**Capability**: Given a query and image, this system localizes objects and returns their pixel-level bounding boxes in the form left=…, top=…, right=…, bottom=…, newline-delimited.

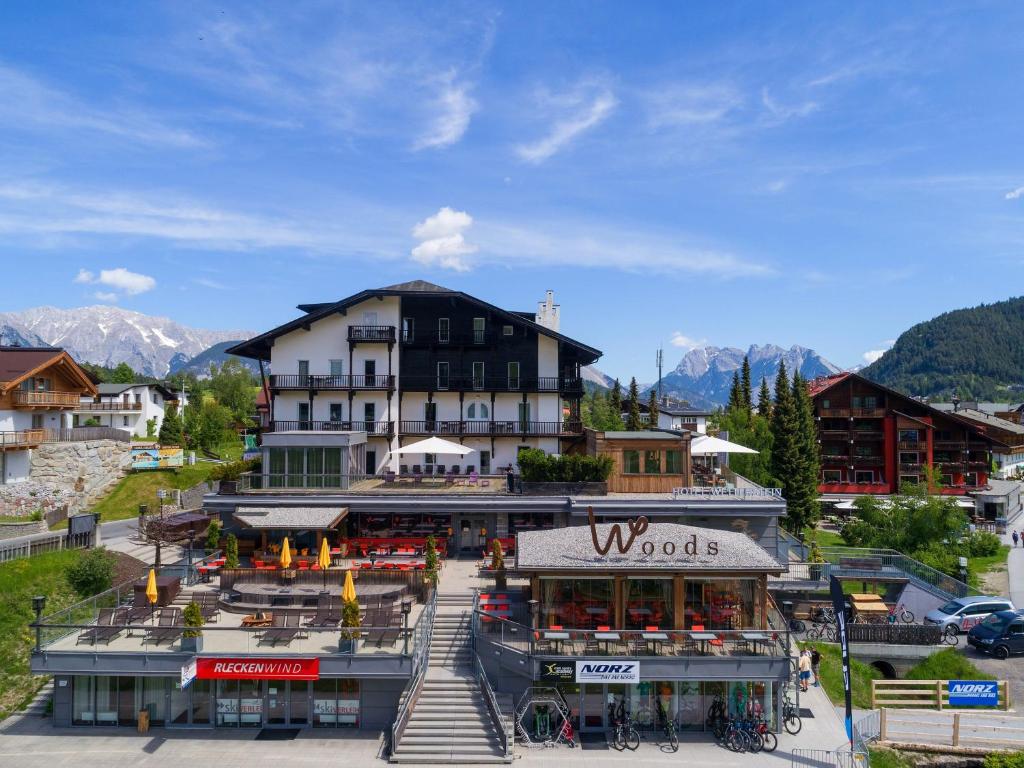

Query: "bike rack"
left=514, top=686, right=573, bottom=748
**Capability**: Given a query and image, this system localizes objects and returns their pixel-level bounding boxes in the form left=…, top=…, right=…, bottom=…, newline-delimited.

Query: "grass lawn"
left=968, top=544, right=1010, bottom=589
left=799, top=641, right=882, bottom=709
left=88, top=462, right=215, bottom=524
left=867, top=747, right=914, bottom=768
left=904, top=648, right=993, bottom=681
left=0, top=550, right=84, bottom=720
left=803, top=525, right=845, bottom=547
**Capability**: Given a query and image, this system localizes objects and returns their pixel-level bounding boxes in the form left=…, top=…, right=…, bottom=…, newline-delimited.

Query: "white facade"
left=74, top=384, right=185, bottom=438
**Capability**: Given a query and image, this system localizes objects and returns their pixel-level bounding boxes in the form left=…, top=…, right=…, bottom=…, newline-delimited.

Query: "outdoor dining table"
left=594, top=631, right=621, bottom=654
left=739, top=631, right=773, bottom=655
left=197, top=564, right=220, bottom=582
left=640, top=631, right=669, bottom=654
left=689, top=631, right=719, bottom=655
left=542, top=631, right=570, bottom=653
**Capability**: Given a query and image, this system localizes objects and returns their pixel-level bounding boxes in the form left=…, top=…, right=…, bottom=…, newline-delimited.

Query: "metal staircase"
left=391, top=592, right=511, bottom=763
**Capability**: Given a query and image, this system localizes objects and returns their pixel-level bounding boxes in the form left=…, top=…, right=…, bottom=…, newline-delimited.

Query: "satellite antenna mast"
left=656, top=348, right=663, bottom=401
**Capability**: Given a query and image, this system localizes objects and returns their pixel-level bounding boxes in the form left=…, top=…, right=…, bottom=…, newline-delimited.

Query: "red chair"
left=597, top=625, right=611, bottom=632
left=646, top=625, right=659, bottom=632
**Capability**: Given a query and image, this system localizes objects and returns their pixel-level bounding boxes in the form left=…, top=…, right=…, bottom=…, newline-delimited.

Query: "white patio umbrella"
left=390, top=436, right=475, bottom=456
left=690, top=434, right=759, bottom=455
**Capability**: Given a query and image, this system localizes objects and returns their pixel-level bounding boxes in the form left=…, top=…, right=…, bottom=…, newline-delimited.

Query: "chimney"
left=535, top=290, right=560, bottom=331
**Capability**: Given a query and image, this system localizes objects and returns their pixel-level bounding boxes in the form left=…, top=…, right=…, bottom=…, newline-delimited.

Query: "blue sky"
left=2, top=1, right=1024, bottom=380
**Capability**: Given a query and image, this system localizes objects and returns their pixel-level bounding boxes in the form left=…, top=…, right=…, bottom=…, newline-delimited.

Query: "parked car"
left=967, top=610, right=1024, bottom=659
left=924, top=595, right=1015, bottom=633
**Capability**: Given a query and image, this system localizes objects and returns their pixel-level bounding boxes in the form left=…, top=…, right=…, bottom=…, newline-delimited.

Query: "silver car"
left=925, top=595, right=1015, bottom=633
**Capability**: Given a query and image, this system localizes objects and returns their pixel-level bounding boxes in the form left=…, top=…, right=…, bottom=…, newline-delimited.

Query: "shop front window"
left=73, top=675, right=94, bottom=725
left=142, top=677, right=166, bottom=726
left=685, top=578, right=757, bottom=630
left=313, top=679, right=360, bottom=727
left=625, top=578, right=673, bottom=629
left=540, top=578, right=613, bottom=629
left=192, top=679, right=212, bottom=725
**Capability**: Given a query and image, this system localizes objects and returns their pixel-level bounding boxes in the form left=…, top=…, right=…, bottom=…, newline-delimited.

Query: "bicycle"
left=942, top=624, right=960, bottom=646
left=756, top=716, right=777, bottom=752
left=656, top=701, right=678, bottom=753
left=781, top=687, right=803, bottom=735
left=806, top=621, right=837, bottom=641
left=888, top=603, right=914, bottom=624
left=706, top=694, right=727, bottom=738
left=610, top=702, right=639, bottom=751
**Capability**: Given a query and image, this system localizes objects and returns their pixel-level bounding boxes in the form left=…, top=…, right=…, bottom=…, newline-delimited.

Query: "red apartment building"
left=808, top=372, right=994, bottom=496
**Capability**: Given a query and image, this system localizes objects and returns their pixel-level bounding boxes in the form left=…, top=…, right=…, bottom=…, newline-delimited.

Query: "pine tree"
left=791, top=371, right=821, bottom=532
left=769, top=360, right=802, bottom=532
left=158, top=403, right=183, bottom=446
left=646, top=389, right=660, bottom=430
left=728, top=371, right=743, bottom=412
left=609, top=378, right=622, bottom=416
left=626, top=378, right=643, bottom=431
left=741, top=356, right=753, bottom=416
left=757, top=377, right=772, bottom=419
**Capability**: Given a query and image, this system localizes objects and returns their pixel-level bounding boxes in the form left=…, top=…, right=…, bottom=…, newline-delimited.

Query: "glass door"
left=267, top=682, right=287, bottom=725
left=581, top=684, right=605, bottom=730
left=290, top=681, right=309, bottom=725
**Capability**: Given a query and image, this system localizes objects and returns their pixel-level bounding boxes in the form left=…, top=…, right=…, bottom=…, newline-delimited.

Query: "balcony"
left=821, top=453, right=851, bottom=463
left=0, top=429, right=45, bottom=449
left=11, top=390, right=81, bottom=408
left=74, top=401, right=143, bottom=412
left=399, top=375, right=582, bottom=394
left=269, top=374, right=395, bottom=391
left=934, top=440, right=966, bottom=450
left=897, top=440, right=922, bottom=450
left=852, top=456, right=885, bottom=466
left=899, top=462, right=922, bottom=472
left=266, top=420, right=393, bottom=435
left=347, top=325, right=396, bottom=343
left=400, top=419, right=583, bottom=437
left=820, top=429, right=849, bottom=438
left=818, top=408, right=850, bottom=418
left=850, top=408, right=885, bottom=418
left=852, top=430, right=884, bottom=440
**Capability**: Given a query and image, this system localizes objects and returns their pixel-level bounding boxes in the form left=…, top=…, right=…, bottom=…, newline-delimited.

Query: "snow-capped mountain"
left=649, top=344, right=841, bottom=408
left=0, top=306, right=253, bottom=377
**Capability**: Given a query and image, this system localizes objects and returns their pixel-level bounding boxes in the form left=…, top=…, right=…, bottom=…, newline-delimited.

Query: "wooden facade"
left=584, top=428, right=692, bottom=493
left=0, top=349, right=97, bottom=411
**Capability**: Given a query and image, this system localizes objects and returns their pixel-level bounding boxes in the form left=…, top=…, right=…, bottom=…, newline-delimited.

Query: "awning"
left=234, top=506, right=349, bottom=530
left=391, top=436, right=475, bottom=456
left=690, top=435, right=759, bottom=455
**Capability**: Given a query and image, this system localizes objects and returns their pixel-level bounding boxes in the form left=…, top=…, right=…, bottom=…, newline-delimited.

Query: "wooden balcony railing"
left=852, top=430, right=884, bottom=439
left=0, top=427, right=128, bottom=446
left=0, top=429, right=45, bottom=448
left=11, top=390, right=82, bottom=408
left=817, top=408, right=850, bottom=418
left=399, top=420, right=583, bottom=437
left=74, top=401, right=143, bottom=412
left=852, top=456, right=885, bottom=466
left=347, top=325, right=396, bottom=342
left=850, top=408, right=885, bottom=418
left=269, top=374, right=395, bottom=390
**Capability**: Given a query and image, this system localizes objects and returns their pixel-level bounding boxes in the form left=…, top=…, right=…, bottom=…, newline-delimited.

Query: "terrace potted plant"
left=808, top=541, right=826, bottom=582
left=490, top=539, right=507, bottom=590
left=182, top=600, right=204, bottom=653
left=339, top=598, right=361, bottom=653
left=424, top=535, right=439, bottom=586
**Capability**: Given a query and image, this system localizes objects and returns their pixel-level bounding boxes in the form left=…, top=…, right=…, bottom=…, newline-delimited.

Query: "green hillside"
left=863, top=296, right=1024, bottom=400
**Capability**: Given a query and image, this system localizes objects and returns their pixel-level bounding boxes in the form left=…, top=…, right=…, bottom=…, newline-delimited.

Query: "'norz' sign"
left=948, top=680, right=999, bottom=707
left=575, top=661, right=640, bottom=683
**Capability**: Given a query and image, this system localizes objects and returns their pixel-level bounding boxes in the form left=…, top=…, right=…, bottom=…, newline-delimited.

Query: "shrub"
left=224, top=534, right=239, bottom=569
left=913, top=541, right=961, bottom=579
left=183, top=600, right=204, bottom=638
left=424, top=535, right=439, bottom=584
left=966, top=530, right=1002, bottom=558
left=205, top=519, right=221, bottom=552
left=29, top=509, right=43, bottom=523
left=516, top=448, right=614, bottom=483
left=341, top=598, right=361, bottom=640
left=65, top=548, right=115, bottom=597
left=209, top=458, right=261, bottom=483
left=985, top=751, right=1024, bottom=768
left=905, top=648, right=993, bottom=681
left=490, top=539, right=505, bottom=571
left=145, top=418, right=157, bottom=439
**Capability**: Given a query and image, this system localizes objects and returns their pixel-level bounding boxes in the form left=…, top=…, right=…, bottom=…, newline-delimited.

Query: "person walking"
left=1014, top=530, right=1019, bottom=548
left=810, top=646, right=822, bottom=687
left=798, top=650, right=812, bottom=693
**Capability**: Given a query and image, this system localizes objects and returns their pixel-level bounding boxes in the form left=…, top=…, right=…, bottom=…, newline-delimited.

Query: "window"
left=122, top=416, right=129, bottom=427
left=821, top=399, right=830, bottom=409
left=401, top=317, right=414, bottom=342
left=298, top=360, right=309, bottom=378
left=625, top=578, right=674, bottom=629
left=364, top=359, right=376, bottom=377
left=436, top=362, right=450, bottom=390
left=438, top=317, right=450, bottom=343
left=297, top=402, right=310, bottom=424
left=467, top=402, right=489, bottom=420
left=623, top=450, right=640, bottom=473
left=665, top=449, right=683, bottom=474
left=900, top=474, right=919, bottom=486
left=31, top=414, right=44, bottom=429
left=899, top=452, right=919, bottom=465
left=151, top=393, right=158, bottom=404
left=329, top=403, right=343, bottom=422
left=854, top=470, right=874, bottom=483
left=898, top=429, right=919, bottom=444
left=540, top=577, right=613, bottom=629
left=685, top=578, right=757, bottom=630
left=644, top=450, right=661, bottom=474
left=329, top=359, right=344, bottom=377
left=479, top=450, right=491, bottom=474
left=472, top=362, right=485, bottom=390
left=502, top=325, right=513, bottom=336
left=852, top=396, right=862, bottom=408
left=822, top=469, right=843, bottom=483
left=507, top=362, right=520, bottom=390
left=472, top=317, right=485, bottom=344
left=363, top=403, right=375, bottom=428
left=863, top=396, right=877, bottom=408
left=313, top=679, right=360, bottom=727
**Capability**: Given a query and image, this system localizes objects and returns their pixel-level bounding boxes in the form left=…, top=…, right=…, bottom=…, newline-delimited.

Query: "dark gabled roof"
left=229, top=282, right=602, bottom=363
left=0, top=346, right=96, bottom=395
left=94, top=382, right=178, bottom=400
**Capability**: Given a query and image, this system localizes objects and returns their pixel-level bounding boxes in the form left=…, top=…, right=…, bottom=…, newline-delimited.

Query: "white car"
left=924, top=595, right=1015, bottom=633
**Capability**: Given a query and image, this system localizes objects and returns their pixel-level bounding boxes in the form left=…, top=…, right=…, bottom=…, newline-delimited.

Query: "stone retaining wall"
left=29, top=439, right=132, bottom=506
left=0, top=520, right=48, bottom=539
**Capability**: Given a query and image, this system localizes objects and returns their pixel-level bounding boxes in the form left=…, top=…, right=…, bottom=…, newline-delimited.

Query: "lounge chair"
left=144, top=608, right=182, bottom=646
left=450, top=464, right=460, bottom=475
left=362, top=608, right=385, bottom=646
left=306, top=595, right=340, bottom=628
left=197, top=593, right=220, bottom=623
left=379, top=611, right=403, bottom=647
left=262, top=612, right=301, bottom=647
left=435, top=464, right=445, bottom=476
left=77, top=607, right=122, bottom=645
left=125, top=594, right=154, bottom=624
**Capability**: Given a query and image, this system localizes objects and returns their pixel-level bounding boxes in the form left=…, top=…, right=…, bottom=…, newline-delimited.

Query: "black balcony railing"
left=269, top=374, right=395, bottom=390
left=347, top=325, right=396, bottom=342
left=399, top=419, right=582, bottom=437
left=267, top=420, right=392, bottom=435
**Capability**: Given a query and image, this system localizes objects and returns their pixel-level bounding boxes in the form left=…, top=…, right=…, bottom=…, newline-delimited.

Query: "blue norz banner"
left=829, top=575, right=853, bottom=745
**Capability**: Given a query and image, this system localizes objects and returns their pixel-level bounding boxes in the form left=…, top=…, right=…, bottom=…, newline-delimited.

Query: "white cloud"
left=410, top=206, right=477, bottom=271
left=862, top=339, right=896, bottom=364
left=516, top=84, right=617, bottom=164
left=192, top=277, right=229, bottom=290
left=93, top=291, right=119, bottom=303
left=412, top=73, right=477, bottom=150
left=74, top=266, right=156, bottom=296
left=760, top=88, right=819, bottom=124
left=645, top=83, right=743, bottom=129
left=669, top=332, right=706, bottom=350
left=1006, top=186, right=1024, bottom=200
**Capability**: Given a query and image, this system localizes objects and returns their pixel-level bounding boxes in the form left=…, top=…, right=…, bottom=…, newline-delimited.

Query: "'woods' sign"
left=587, top=507, right=719, bottom=557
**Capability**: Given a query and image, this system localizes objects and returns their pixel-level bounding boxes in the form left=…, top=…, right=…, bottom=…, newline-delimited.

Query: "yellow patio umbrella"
left=145, top=568, right=158, bottom=620
left=341, top=568, right=357, bottom=603
left=318, top=538, right=331, bottom=588
left=279, top=537, right=292, bottom=569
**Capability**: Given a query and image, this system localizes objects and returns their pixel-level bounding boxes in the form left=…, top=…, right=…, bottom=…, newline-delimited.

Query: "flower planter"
left=181, top=635, right=203, bottom=653
left=339, top=635, right=359, bottom=654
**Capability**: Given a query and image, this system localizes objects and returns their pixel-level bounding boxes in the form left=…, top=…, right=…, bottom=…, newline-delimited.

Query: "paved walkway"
left=1001, top=501, right=1024, bottom=608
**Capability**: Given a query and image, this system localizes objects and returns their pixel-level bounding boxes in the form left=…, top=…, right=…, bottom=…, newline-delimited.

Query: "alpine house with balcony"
left=227, top=282, right=600, bottom=479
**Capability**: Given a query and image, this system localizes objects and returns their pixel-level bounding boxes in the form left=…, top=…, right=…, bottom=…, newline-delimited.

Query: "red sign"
left=195, top=658, right=320, bottom=680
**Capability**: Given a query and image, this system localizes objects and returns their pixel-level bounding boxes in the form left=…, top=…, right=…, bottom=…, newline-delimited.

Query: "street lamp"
left=32, top=595, right=46, bottom=652
left=401, top=599, right=413, bottom=656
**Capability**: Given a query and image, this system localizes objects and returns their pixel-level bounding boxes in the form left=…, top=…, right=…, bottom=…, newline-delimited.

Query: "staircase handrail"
left=391, top=589, right=436, bottom=754
left=476, top=651, right=511, bottom=759
left=820, top=546, right=978, bottom=599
